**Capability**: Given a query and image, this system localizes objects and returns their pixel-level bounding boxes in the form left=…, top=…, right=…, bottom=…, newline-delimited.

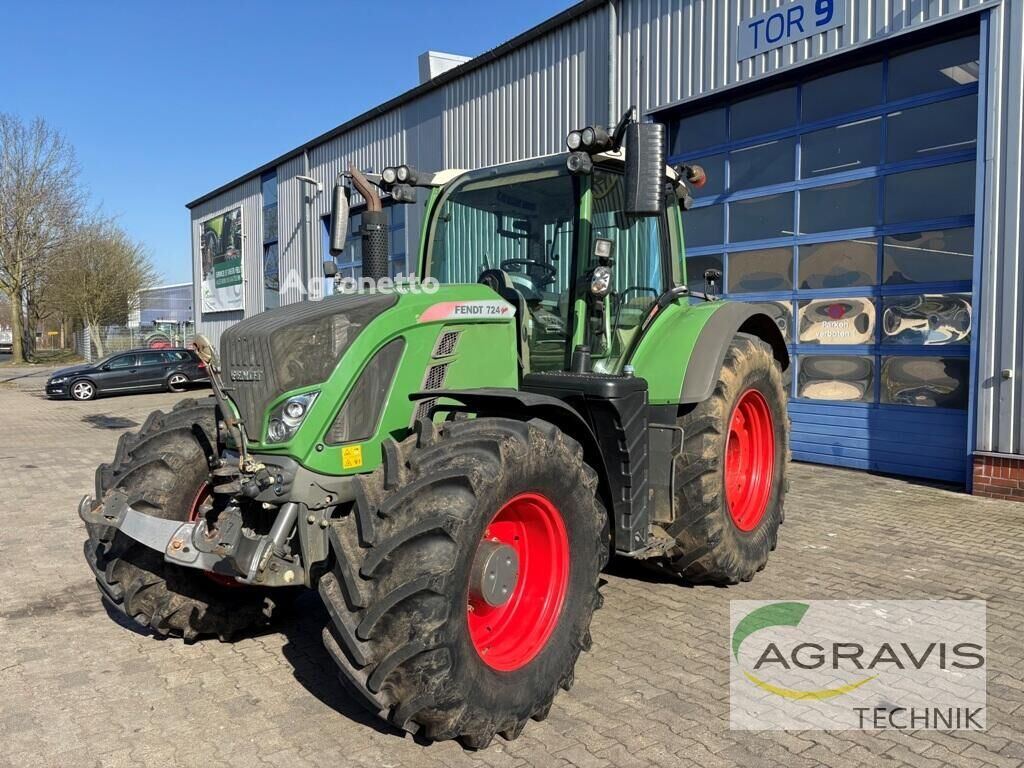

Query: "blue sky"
left=0, top=0, right=570, bottom=283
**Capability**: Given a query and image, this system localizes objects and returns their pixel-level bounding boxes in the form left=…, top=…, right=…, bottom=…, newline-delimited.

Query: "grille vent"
left=432, top=330, right=460, bottom=358
left=415, top=362, right=449, bottom=421
left=423, top=362, right=448, bottom=391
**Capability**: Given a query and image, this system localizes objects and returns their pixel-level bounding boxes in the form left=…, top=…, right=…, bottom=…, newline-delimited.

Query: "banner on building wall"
left=199, top=207, right=244, bottom=313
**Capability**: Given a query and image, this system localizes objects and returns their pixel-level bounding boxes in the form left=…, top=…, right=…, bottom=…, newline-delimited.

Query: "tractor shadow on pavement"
left=278, top=591, right=413, bottom=741
left=82, top=414, right=140, bottom=430
left=603, top=557, right=702, bottom=587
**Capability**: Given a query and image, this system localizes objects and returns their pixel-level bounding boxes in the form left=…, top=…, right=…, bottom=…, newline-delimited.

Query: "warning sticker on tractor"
left=418, top=300, right=515, bottom=323
left=341, top=445, right=363, bottom=470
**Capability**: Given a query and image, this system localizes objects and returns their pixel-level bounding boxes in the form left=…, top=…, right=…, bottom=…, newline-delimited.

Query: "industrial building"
left=187, top=0, right=1024, bottom=496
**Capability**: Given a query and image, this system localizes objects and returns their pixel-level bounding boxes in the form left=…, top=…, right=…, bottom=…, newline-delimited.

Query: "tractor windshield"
left=428, top=164, right=579, bottom=372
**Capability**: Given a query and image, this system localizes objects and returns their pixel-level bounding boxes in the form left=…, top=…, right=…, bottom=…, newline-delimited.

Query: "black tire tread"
left=319, top=417, right=607, bottom=748
left=83, top=397, right=285, bottom=641
left=668, top=334, right=789, bottom=584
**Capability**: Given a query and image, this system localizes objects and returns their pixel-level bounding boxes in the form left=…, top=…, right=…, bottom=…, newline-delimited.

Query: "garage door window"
left=667, top=31, right=980, bottom=483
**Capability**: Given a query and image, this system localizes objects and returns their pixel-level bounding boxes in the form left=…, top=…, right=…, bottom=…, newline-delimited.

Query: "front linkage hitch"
left=79, top=490, right=303, bottom=587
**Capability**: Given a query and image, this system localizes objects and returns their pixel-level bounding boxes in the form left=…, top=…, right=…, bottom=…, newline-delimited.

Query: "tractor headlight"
left=566, top=130, right=583, bottom=151
left=381, top=166, right=398, bottom=185
left=590, top=266, right=612, bottom=297
left=266, top=392, right=318, bottom=443
left=566, top=151, right=593, bottom=176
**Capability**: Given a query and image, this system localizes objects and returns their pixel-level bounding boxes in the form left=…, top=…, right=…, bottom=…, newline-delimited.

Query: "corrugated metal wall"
left=443, top=5, right=611, bottom=168
left=190, top=0, right=1023, bottom=459
left=975, top=0, right=1024, bottom=455
left=618, top=0, right=992, bottom=113
left=189, top=177, right=262, bottom=348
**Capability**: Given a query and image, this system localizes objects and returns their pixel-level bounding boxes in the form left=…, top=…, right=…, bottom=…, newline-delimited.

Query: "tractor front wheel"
left=318, top=417, right=608, bottom=748
left=668, top=333, right=788, bottom=584
left=83, top=398, right=290, bottom=640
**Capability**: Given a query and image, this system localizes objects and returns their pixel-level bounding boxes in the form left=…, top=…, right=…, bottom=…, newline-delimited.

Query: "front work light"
left=566, top=151, right=593, bottom=176
left=266, top=392, right=318, bottom=443
left=396, top=165, right=420, bottom=184
left=567, top=125, right=613, bottom=154
left=593, top=237, right=615, bottom=263
left=381, top=166, right=398, bottom=186
left=580, top=126, right=612, bottom=152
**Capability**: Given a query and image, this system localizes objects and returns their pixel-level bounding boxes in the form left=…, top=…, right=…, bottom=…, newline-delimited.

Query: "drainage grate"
left=432, top=330, right=460, bottom=358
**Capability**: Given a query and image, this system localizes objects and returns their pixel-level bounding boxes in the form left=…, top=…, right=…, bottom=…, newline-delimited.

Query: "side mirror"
left=623, top=122, right=666, bottom=217
left=328, top=179, right=349, bottom=256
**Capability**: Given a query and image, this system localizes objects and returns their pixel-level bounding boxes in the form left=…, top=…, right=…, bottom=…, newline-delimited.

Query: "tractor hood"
left=219, top=292, right=399, bottom=431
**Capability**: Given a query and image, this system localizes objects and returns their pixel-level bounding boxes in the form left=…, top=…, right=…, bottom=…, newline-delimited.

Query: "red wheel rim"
left=187, top=482, right=240, bottom=588
left=725, top=389, right=775, bottom=532
left=467, top=492, right=569, bottom=672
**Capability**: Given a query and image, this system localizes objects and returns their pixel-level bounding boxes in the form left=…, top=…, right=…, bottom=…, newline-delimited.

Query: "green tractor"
left=81, top=110, right=789, bottom=748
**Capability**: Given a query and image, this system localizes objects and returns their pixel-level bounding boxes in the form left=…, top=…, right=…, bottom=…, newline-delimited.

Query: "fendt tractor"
left=80, top=110, right=789, bottom=748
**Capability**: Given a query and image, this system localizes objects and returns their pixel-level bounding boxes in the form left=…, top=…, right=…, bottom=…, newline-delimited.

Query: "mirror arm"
left=611, top=106, right=637, bottom=150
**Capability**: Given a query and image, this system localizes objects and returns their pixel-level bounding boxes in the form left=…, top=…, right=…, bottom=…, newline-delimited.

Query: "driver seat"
left=479, top=268, right=531, bottom=372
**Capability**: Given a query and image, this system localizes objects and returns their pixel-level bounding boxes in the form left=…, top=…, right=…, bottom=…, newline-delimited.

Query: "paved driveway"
left=1, top=383, right=1022, bottom=768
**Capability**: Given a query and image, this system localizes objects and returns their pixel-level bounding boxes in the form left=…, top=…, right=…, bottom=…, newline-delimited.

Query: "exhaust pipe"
left=349, top=164, right=390, bottom=281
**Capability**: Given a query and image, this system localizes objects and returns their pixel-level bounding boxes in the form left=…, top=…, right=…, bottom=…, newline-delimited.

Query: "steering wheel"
left=500, top=259, right=558, bottom=287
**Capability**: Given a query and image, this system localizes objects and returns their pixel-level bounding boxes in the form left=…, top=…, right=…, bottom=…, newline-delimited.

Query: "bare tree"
left=0, top=114, right=82, bottom=362
left=49, top=219, right=155, bottom=358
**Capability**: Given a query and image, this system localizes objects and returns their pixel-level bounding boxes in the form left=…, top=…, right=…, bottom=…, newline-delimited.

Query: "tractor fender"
left=679, top=302, right=789, bottom=405
left=410, top=386, right=614, bottom=535
left=410, top=388, right=600, bottom=455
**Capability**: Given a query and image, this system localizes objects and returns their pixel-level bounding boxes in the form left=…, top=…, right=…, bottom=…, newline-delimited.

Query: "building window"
left=670, top=31, right=979, bottom=413
left=261, top=171, right=279, bottom=309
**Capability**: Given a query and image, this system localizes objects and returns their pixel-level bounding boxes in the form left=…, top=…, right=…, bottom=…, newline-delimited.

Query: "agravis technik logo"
left=729, top=600, right=987, bottom=730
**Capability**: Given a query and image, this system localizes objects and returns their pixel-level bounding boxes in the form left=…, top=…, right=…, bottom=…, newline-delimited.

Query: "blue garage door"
left=667, top=32, right=980, bottom=484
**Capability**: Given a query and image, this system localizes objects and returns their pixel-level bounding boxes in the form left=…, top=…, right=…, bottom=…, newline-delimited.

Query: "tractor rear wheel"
left=83, top=397, right=289, bottom=640
left=318, top=417, right=608, bottom=748
left=668, top=334, right=788, bottom=584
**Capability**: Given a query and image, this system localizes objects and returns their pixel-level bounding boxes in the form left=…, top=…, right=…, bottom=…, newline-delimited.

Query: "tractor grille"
left=414, top=362, right=449, bottom=422
left=432, top=330, right=460, bottom=358
left=219, top=292, right=397, bottom=435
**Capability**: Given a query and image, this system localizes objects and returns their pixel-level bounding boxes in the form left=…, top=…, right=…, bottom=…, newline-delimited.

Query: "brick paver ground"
left=1, top=376, right=1022, bottom=767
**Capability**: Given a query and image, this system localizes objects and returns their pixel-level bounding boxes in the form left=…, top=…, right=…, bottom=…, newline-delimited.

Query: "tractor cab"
left=423, top=154, right=682, bottom=376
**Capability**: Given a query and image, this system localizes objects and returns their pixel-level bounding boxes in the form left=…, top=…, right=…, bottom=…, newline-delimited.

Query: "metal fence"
left=75, top=322, right=196, bottom=362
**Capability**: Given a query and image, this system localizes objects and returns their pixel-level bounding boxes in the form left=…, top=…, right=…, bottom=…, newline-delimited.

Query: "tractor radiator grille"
left=432, top=330, right=460, bottom=358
